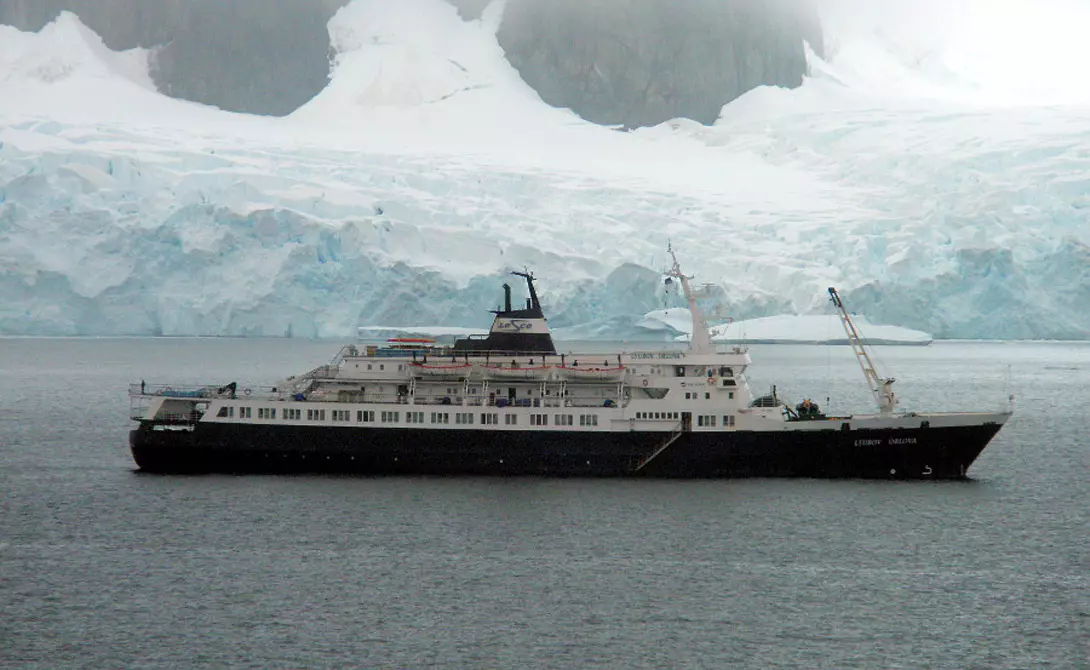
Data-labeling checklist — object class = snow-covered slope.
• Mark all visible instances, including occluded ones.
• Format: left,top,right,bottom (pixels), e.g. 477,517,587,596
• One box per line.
1,0,1088,338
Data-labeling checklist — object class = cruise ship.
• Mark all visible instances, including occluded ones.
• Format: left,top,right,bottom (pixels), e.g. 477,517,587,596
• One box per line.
128,250,1011,478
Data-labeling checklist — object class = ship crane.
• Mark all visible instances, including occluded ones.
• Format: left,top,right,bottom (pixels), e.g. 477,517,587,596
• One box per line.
828,287,897,416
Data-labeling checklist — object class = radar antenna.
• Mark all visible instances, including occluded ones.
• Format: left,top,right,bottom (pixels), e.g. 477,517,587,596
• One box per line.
666,243,713,355
828,287,897,415
511,270,542,312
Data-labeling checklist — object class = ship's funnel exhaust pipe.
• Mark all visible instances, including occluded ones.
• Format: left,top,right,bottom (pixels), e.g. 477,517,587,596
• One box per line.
503,283,511,312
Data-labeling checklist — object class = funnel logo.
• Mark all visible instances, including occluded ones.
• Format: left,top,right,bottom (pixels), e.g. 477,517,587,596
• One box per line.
493,318,547,334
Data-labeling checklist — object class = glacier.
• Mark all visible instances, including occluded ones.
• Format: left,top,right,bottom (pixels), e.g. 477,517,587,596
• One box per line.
1,0,1089,339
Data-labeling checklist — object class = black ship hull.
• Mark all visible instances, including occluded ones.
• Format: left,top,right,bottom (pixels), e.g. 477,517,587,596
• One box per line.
130,420,1003,479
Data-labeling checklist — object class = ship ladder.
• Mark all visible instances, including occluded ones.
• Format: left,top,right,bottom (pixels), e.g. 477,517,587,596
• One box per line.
632,420,684,473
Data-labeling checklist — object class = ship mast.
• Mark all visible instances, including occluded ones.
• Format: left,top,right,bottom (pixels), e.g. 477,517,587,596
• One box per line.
828,287,897,416
667,244,713,355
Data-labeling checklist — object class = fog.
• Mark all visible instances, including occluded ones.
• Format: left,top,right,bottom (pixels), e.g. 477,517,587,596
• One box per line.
818,0,1090,104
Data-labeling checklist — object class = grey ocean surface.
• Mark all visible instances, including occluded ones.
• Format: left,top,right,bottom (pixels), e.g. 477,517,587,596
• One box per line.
1,338,1088,669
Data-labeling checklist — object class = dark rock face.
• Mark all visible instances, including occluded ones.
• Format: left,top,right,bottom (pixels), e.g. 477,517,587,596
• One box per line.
499,0,823,128
0,0,821,127
0,0,343,116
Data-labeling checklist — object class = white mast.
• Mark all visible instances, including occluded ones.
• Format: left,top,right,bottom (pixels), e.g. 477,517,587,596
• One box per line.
828,287,897,415
666,243,713,355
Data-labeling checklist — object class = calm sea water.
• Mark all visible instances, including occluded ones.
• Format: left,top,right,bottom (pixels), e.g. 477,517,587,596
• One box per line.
1,338,1088,669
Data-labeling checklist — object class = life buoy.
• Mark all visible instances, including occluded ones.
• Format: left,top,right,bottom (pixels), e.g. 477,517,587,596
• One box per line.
642,379,649,387
244,388,252,396
707,377,716,385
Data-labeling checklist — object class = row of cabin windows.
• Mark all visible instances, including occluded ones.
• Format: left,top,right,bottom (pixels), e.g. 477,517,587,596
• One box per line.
635,412,681,420
683,391,735,401
675,366,735,378
631,412,736,427
217,406,601,427
696,415,737,427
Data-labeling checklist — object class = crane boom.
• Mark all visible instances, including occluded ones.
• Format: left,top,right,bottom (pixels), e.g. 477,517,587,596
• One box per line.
828,287,897,415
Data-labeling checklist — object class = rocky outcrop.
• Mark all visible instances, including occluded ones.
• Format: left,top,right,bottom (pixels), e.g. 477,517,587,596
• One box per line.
0,0,821,126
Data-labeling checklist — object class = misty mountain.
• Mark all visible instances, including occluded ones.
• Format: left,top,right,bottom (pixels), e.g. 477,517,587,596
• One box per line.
0,0,821,128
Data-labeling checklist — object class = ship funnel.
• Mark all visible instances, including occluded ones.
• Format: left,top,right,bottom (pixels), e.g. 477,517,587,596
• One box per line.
503,283,512,312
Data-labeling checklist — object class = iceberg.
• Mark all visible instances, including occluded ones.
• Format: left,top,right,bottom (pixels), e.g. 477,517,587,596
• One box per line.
1,1,1089,339
639,309,931,345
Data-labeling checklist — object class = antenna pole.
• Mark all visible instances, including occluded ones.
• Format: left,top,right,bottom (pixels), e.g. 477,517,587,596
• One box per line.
666,243,713,355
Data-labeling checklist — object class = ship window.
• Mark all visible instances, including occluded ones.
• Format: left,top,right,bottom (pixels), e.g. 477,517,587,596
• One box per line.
368,364,372,370
505,414,517,425
238,407,251,418
358,410,375,422
684,393,690,400
675,366,685,377
705,393,710,400
380,364,385,371
217,406,233,418
723,415,735,427
729,392,734,400
481,413,498,425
